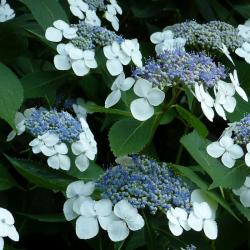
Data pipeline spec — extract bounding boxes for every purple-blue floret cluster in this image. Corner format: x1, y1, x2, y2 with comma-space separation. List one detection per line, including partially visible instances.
233, 113, 250, 145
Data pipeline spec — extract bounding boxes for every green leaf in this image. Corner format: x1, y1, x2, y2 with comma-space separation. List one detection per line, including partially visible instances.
160, 109, 175, 125
233, 4, 250, 18
21, 71, 70, 102
0, 164, 16, 191
18, 213, 66, 223
21, 0, 68, 30
6, 156, 75, 191
82, 103, 132, 117
175, 105, 208, 137
0, 62, 23, 128
109, 118, 154, 157
180, 131, 250, 189
232, 197, 250, 221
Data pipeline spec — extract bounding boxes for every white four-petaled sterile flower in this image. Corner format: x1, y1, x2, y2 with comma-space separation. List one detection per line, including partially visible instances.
85, 10, 101, 27
45, 20, 78, 42
187, 189, 218, 240
71, 118, 97, 172
206, 136, 244, 168
166, 207, 190, 236
103, 41, 131, 76
235, 42, 250, 64
107, 200, 144, 242
7, 108, 35, 142
0, 0, 15, 23
105, 0, 122, 31
214, 80, 236, 114
0, 208, 19, 250
194, 84, 214, 122
150, 30, 186, 54
229, 70, 248, 102
76, 199, 113, 239
233, 176, 250, 208
130, 79, 165, 121
54, 43, 97, 76
121, 39, 143, 67
220, 43, 234, 65
105, 72, 135, 108
63, 181, 95, 221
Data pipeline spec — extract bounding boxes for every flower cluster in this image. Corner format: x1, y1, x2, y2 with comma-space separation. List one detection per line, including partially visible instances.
0, 0, 15, 22
63, 181, 144, 242
96, 155, 193, 215
45, 1, 143, 77
133, 49, 248, 122
0, 208, 19, 250
207, 113, 250, 168
236, 19, 250, 64
7, 107, 97, 172
165, 20, 243, 52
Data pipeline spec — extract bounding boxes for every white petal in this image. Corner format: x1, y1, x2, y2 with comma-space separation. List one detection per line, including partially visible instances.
201, 102, 214, 122
75, 154, 89, 172
206, 142, 225, 158
235, 47, 247, 58
63, 198, 78, 221
146, 88, 165, 106
0, 208, 14, 224
53, 20, 69, 30
98, 212, 119, 230
130, 98, 154, 121
103, 46, 115, 59
114, 200, 137, 221
94, 199, 113, 217
150, 32, 164, 44
72, 60, 90, 76
63, 27, 78, 39
69, 47, 84, 60
223, 97, 236, 113
105, 90, 121, 108
58, 154, 71, 170
54, 55, 71, 70
106, 59, 123, 76
219, 136, 234, 148
55, 143, 68, 154
187, 212, 203, 231
236, 86, 248, 102
73, 196, 91, 214
214, 102, 226, 120
79, 199, 96, 217
47, 155, 60, 169
126, 214, 144, 231
131, 51, 143, 67
133, 79, 152, 98
240, 189, 250, 207
168, 221, 183, 236
45, 27, 63, 42
85, 59, 97, 69
76, 216, 99, 239
227, 144, 244, 159
42, 133, 59, 147
245, 153, 250, 167
40, 145, 56, 156
119, 77, 135, 91
193, 202, 212, 219
112, 72, 125, 90
107, 220, 129, 242
174, 207, 188, 221
221, 152, 236, 168
71, 141, 84, 155
166, 209, 179, 225
203, 220, 218, 240
7, 226, 19, 241
6, 130, 16, 142
70, 6, 84, 19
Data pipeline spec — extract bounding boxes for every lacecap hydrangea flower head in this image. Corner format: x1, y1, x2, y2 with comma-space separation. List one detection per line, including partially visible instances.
7, 106, 97, 172
63, 155, 219, 242
45, 0, 143, 77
